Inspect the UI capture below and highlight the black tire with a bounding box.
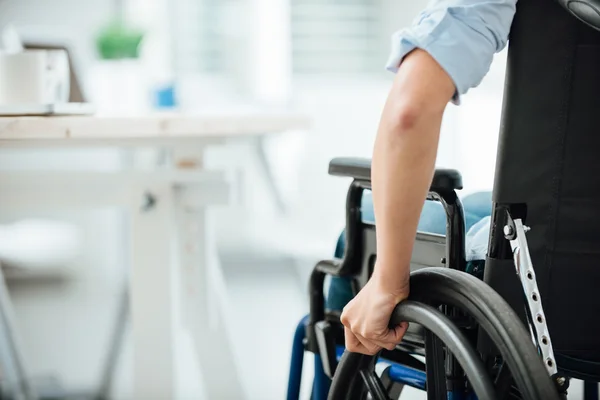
[409,268,558,400]
[329,301,497,400]
[328,268,560,400]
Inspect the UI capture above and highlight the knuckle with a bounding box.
[363,331,376,340]
[340,309,351,325]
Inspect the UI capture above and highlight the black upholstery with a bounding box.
[481,0,600,362]
[558,0,600,31]
[328,157,463,193]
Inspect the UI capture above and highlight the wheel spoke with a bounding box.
[329,300,499,400]
[494,360,513,398]
[359,370,390,400]
[425,330,447,400]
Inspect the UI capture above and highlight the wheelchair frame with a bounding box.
[287,158,600,400]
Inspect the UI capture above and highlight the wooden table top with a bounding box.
[0,111,311,142]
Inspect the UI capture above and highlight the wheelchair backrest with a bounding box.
[484,0,600,362]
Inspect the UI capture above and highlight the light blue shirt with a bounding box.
[386,0,518,104]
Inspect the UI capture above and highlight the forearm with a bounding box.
[371,49,455,291]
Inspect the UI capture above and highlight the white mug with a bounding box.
[0,50,70,105]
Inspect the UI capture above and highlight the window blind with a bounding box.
[171,0,386,76]
[291,0,384,75]
[171,0,225,74]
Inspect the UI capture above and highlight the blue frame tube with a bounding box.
[287,316,309,400]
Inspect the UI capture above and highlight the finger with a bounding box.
[372,338,399,351]
[344,326,379,355]
[353,332,383,356]
[380,321,410,346]
[361,331,397,351]
[340,302,356,328]
[340,308,350,328]
[371,322,410,350]
[344,326,369,354]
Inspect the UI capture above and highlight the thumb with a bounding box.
[384,321,409,343]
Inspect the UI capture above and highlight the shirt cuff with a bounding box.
[385,31,462,105]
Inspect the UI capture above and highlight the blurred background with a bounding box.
[0,0,509,398]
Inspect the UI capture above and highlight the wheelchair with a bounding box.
[287,0,600,398]
[288,158,571,400]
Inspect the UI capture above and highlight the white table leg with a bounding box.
[177,206,246,400]
[130,184,178,399]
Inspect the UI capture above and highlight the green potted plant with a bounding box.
[95,19,144,60]
[91,18,147,114]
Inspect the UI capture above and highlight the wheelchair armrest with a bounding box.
[328,157,463,193]
[328,157,372,181]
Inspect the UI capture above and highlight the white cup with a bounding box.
[0,50,70,105]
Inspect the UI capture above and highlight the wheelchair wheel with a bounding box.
[328,268,561,400]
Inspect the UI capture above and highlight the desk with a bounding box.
[0,113,310,399]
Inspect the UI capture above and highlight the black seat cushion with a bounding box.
[328,157,463,193]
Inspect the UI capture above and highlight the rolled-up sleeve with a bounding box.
[386,0,518,104]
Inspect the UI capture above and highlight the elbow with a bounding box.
[381,49,454,135]
[384,101,439,135]
[387,103,422,132]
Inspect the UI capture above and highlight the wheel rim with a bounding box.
[408,268,559,400]
[329,301,497,400]
[328,268,560,400]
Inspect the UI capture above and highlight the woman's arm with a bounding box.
[340,0,518,355]
[340,49,454,355]
[371,48,454,297]
[372,0,518,302]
